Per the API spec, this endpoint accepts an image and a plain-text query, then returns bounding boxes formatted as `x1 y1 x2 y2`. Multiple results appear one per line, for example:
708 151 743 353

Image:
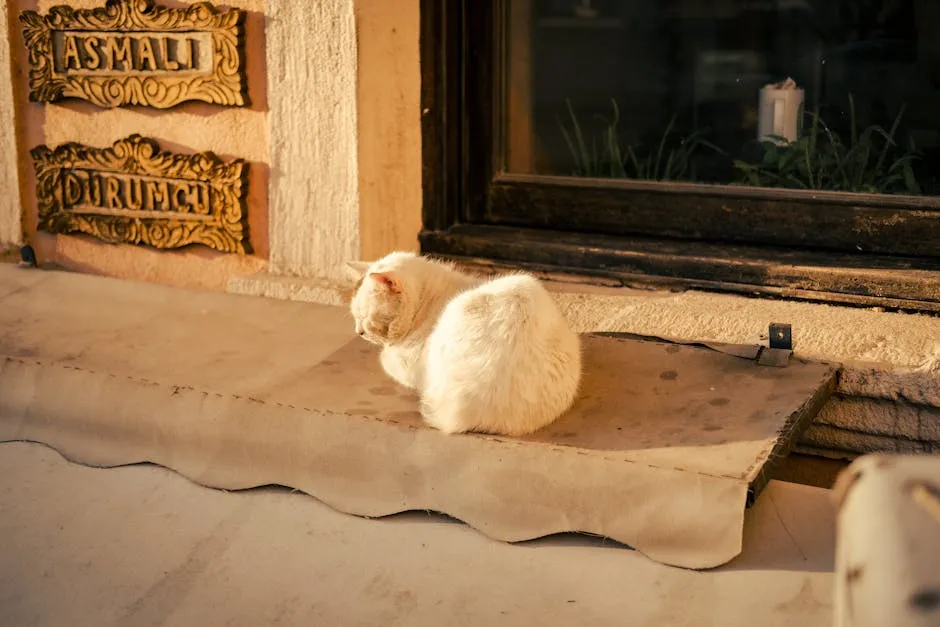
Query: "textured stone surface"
0 441 837 627
228 272 350 306
800 426 934 458
0 0 22 247
814 396 940 443
266 0 359 280
552 285 940 374
837 367 940 406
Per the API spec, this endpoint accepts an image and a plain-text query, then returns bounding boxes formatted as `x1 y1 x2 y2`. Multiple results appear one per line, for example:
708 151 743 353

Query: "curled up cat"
348 252 582 436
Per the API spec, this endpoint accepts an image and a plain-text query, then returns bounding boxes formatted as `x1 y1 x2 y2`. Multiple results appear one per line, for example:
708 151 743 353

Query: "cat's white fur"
348 252 582 436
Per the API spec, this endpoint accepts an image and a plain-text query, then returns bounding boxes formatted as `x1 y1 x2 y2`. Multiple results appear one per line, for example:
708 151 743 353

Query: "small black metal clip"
768 323 792 350
19 245 37 268
759 323 793 367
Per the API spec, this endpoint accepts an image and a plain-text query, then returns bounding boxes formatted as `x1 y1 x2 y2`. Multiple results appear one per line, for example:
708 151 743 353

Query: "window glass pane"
504 0 939 196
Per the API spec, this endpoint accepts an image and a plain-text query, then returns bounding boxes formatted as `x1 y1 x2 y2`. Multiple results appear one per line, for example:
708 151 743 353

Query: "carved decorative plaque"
20 0 247 108
31 135 250 254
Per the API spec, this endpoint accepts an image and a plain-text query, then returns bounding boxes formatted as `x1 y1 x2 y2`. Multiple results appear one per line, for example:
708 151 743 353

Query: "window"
420 0 940 312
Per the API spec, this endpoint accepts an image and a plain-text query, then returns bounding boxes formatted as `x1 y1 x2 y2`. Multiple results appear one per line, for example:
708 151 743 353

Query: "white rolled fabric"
833 454 940 627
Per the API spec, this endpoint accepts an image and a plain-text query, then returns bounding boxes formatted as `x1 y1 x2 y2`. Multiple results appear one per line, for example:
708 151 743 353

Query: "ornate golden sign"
31 135 250 254
20 0 247 108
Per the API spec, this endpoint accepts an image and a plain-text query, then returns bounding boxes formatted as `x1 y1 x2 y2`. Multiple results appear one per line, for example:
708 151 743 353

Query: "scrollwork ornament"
19 0 247 108
30 134 250 254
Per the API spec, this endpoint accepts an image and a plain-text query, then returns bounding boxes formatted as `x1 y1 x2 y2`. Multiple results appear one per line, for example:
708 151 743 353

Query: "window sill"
421 224 940 313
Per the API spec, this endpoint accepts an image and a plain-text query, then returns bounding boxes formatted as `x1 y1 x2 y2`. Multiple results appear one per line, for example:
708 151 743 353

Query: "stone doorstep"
796 391 940 459
816 395 940 443
573 334 940 459
801 425 937 458
228 272 350 307
5 264 938 459
0 329 838 569
0 266 929 502
837 366 940 407
225 267 940 410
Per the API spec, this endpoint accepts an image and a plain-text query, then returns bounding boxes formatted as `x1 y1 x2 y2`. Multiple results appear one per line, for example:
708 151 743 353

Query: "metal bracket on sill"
758 323 793 368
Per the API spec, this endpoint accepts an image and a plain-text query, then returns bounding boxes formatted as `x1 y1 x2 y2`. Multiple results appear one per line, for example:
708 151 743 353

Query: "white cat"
347 252 582 436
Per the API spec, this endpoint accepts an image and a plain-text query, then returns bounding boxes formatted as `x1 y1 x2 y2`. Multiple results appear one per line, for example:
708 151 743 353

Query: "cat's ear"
371 272 402 293
345 261 371 281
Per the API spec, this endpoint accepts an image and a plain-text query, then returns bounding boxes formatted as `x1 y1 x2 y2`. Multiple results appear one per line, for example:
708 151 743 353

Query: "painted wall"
228 0 423 304
0 3 21 250
3 0 422 291
8 0 269 290
355 0 422 262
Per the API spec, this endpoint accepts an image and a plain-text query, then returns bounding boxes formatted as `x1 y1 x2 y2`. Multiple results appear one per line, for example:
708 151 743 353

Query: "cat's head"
347 252 423 345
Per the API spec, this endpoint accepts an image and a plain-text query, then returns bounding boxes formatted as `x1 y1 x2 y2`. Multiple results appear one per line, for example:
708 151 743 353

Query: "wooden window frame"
418 0 940 313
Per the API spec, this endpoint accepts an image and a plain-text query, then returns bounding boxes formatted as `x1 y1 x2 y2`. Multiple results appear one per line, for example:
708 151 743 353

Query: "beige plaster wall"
6 0 421 295
264 0 358 282
9 0 268 291
0 2 23 248
354 0 422 260
228 0 419 304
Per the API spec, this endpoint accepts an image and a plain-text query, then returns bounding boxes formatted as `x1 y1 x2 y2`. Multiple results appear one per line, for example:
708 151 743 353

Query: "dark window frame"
419 0 940 313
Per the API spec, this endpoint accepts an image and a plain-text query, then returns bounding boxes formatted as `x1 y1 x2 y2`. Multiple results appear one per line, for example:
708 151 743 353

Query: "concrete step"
0 441 840 627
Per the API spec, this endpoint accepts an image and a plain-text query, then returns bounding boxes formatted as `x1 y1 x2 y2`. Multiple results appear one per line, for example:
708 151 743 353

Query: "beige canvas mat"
1 335 836 569
0 268 837 569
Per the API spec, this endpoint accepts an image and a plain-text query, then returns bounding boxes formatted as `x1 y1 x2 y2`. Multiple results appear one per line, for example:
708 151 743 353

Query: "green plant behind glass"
557 98 720 182
733 95 922 195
